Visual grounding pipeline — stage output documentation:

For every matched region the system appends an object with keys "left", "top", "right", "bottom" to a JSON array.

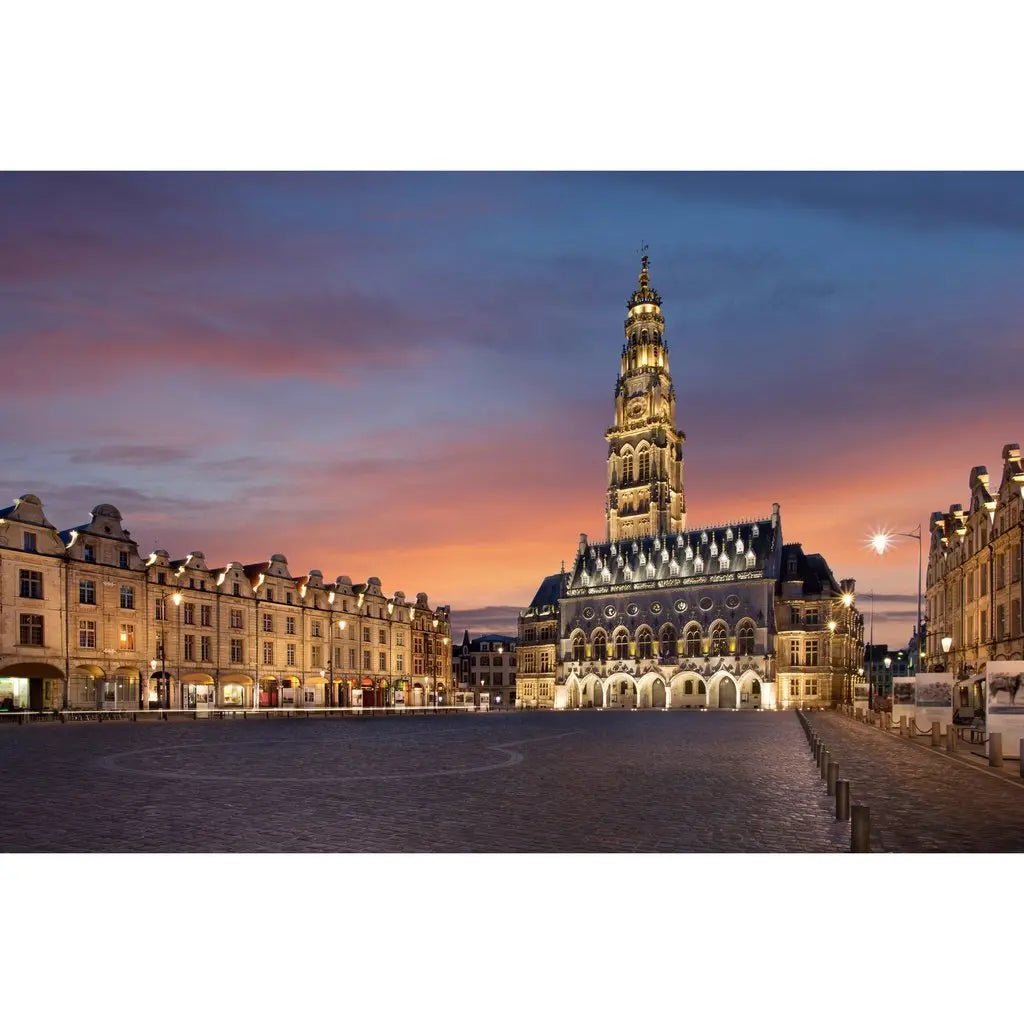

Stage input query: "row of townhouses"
[{"left": 0, "top": 494, "right": 451, "bottom": 712}]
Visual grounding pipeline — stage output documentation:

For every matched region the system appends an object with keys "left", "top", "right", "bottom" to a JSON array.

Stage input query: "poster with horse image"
[{"left": 987, "top": 662, "right": 1024, "bottom": 715}]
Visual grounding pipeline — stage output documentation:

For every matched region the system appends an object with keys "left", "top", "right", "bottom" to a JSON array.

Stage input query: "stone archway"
[
  {"left": 591, "top": 680, "right": 604, "bottom": 708},
  {"left": 651, "top": 678, "right": 667, "bottom": 708},
  {"left": 568, "top": 682, "right": 581, "bottom": 708},
  {"left": 718, "top": 676, "right": 738, "bottom": 709}
]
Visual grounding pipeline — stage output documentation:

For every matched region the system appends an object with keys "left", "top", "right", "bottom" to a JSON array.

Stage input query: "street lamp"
[
  {"left": 871, "top": 526, "right": 924, "bottom": 668},
  {"left": 171, "top": 591, "right": 182, "bottom": 710}
]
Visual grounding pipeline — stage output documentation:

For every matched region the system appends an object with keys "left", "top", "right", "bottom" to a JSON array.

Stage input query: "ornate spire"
[{"left": 628, "top": 250, "right": 661, "bottom": 308}]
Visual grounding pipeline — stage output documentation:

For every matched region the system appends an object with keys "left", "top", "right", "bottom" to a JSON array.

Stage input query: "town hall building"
[{"left": 517, "top": 254, "right": 863, "bottom": 711}]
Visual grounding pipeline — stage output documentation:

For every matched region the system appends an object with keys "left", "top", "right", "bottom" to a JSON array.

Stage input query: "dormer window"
[
  {"left": 266, "top": 587, "right": 275, "bottom": 602},
  {"left": 23, "top": 532, "right": 37, "bottom": 553},
  {"left": 119, "top": 550, "right": 129, "bottom": 569},
  {"left": 84, "top": 544, "right": 95, "bottom": 563},
  {"left": 787, "top": 556, "right": 798, "bottom": 576},
  {"left": 233, "top": 582, "right": 241, "bottom": 597}
]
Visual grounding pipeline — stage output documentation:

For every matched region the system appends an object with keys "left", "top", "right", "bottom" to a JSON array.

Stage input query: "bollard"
[
  {"left": 989, "top": 733, "right": 1004, "bottom": 768},
  {"left": 821, "top": 749, "right": 830, "bottom": 781},
  {"left": 946, "top": 725, "right": 957, "bottom": 753},
  {"left": 900, "top": 715, "right": 908, "bottom": 738},
  {"left": 827, "top": 760, "right": 839, "bottom": 795},
  {"left": 836, "top": 780, "right": 850, "bottom": 820},
  {"left": 931, "top": 721, "right": 941, "bottom": 747},
  {"left": 851, "top": 805, "right": 871, "bottom": 852}
]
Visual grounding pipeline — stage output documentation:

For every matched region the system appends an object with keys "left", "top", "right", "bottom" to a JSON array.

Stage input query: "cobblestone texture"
[
  {"left": 0, "top": 711, "right": 847, "bottom": 852},
  {"left": 808, "top": 712, "right": 1024, "bottom": 852}
]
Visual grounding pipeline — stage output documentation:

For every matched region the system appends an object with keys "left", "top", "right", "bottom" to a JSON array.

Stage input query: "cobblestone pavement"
[
  {"left": 0, "top": 711, "right": 848, "bottom": 852},
  {"left": 808, "top": 712, "right": 1024, "bottom": 852}
]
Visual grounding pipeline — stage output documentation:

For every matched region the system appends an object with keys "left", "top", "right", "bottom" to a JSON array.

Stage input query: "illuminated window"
[
  {"left": 737, "top": 624, "right": 755, "bottom": 655},
  {"left": 614, "top": 632, "right": 629, "bottom": 660},
  {"left": 709, "top": 625, "right": 728, "bottom": 656},
  {"left": 636, "top": 629, "right": 653, "bottom": 659},
  {"left": 684, "top": 627, "right": 701, "bottom": 658},
  {"left": 79, "top": 620, "right": 97, "bottom": 649}
]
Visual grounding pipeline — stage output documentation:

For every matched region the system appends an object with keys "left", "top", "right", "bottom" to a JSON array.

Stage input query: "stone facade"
[
  {"left": 523, "top": 255, "right": 863, "bottom": 711},
  {"left": 451, "top": 632, "right": 517, "bottom": 708},
  {"left": 926, "top": 444, "right": 1024, "bottom": 687},
  {"left": 516, "top": 573, "right": 564, "bottom": 708},
  {"left": 0, "top": 495, "right": 451, "bottom": 711}
]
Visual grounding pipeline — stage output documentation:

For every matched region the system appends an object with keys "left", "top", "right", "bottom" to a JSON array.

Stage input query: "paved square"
[{"left": 1, "top": 711, "right": 851, "bottom": 852}]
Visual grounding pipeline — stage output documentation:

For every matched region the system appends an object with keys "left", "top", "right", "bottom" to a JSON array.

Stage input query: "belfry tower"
[{"left": 605, "top": 253, "right": 686, "bottom": 542}]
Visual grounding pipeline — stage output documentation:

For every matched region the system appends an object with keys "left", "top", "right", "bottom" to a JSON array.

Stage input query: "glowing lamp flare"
[{"left": 870, "top": 532, "right": 892, "bottom": 555}]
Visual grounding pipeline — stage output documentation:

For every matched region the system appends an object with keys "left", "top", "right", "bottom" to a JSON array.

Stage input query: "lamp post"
[
  {"left": 871, "top": 526, "right": 924, "bottom": 669},
  {"left": 172, "top": 591, "right": 182, "bottom": 710}
]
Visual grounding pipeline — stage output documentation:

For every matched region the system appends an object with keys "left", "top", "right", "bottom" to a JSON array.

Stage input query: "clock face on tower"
[{"left": 626, "top": 398, "right": 645, "bottom": 423}]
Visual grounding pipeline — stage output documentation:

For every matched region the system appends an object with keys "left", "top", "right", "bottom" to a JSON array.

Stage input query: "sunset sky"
[{"left": 2, "top": 172, "right": 1022, "bottom": 646}]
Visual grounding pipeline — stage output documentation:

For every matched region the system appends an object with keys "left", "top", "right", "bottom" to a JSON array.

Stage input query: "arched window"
[
  {"left": 641, "top": 330, "right": 648, "bottom": 343},
  {"left": 614, "top": 631, "right": 630, "bottom": 660},
  {"left": 684, "top": 679, "right": 693, "bottom": 695},
  {"left": 710, "top": 624, "right": 728, "bottom": 656},
  {"left": 698, "top": 681, "right": 707, "bottom": 695},
  {"left": 737, "top": 623, "right": 755, "bottom": 655},
  {"left": 571, "top": 633, "right": 586, "bottom": 661},
  {"left": 636, "top": 629, "right": 653, "bottom": 659},
  {"left": 621, "top": 453, "right": 633, "bottom": 482},
  {"left": 684, "top": 626, "right": 702, "bottom": 658},
  {"left": 638, "top": 450, "right": 651, "bottom": 481},
  {"left": 660, "top": 624, "right": 677, "bottom": 655},
  {"left": 591, "top": 629, "right": 608, "bottom": 661}
]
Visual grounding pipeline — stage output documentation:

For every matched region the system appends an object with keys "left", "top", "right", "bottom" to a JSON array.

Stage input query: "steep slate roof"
[
  {"left": 568, "top": 515, "right": 780, "bottom": 593},
  {"left": 528, "top": 572, "right": 566, "bottom": 609},
  {"left": 778, "top": 542, "right": 841, "bottom": 596}
]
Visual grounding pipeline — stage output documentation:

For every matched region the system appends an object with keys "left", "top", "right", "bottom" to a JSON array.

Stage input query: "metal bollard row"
[{"left": 796, "top": 708, "right": 869, "bottom": 852}]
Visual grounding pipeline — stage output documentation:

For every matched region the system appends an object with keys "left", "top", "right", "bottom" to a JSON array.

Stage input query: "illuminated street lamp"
[
  {"left": 870, "top": 525, "right": 924, "bottom": 668},
  {"left": 941, "top": 636, "right": 953, "bottom": 654}
]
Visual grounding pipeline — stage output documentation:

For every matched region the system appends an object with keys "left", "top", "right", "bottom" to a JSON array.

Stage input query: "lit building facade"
[
  {"left": 0, "top": 495, "right": 451, "bottom": 711},
  {"left": 527, "top": 255, "right": 863, "bottom": 710},
  {"left": 926, "top": 445, "right": 1024, "bottom": 687},
  {"left": 516, "top": 573, "right": 564, "bottom": 708},
  {"left": 452, "top": 633, "right": 517, "bottom": 709}
]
